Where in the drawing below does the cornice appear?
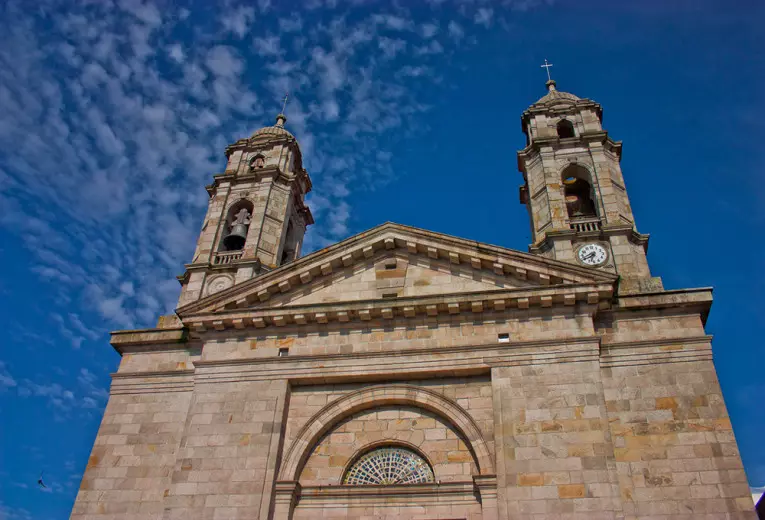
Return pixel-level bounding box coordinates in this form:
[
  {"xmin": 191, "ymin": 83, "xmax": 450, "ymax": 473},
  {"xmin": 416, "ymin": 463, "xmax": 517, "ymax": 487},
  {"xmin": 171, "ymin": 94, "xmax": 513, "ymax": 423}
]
[
  {"xmin": 180, "ymin": 282, "xmax": 614, "ymax": 333},
  {"xmin": 111, "ymin": 327, "xmax": 186, "ymax": 347},
  {"xmin": 611, "ymin": 287, "xmax": 713, "ymax": 320},
  {"xmin": 208, "ymin": 166, "xmax": 308, "ymax": 194},
  {"xmin": 529, "ymin": 225, "xmax": 650, "ymax": 254},
  {"xmin": 176, "ymin": 222, "xmax": 618, "ymax": 319},
  {"xmin": 517, "ymin": 132, "xmax": 622, "ymax": 165}
]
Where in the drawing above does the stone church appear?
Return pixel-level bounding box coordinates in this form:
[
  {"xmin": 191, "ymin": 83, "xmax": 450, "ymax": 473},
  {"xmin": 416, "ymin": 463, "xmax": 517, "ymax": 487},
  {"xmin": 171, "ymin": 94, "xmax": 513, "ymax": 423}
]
[{"xmin": 72, "ymin": 80, "xmax": 755, "ymax": 519}]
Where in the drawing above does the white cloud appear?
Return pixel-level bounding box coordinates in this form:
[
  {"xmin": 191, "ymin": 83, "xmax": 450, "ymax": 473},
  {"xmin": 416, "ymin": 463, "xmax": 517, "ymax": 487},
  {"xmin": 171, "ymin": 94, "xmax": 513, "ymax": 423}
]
[
  {"xmin": 253, "ymin": 36, "xmax": 282, "ymax": 57},
  {"xmin": 474, "ymin": 7, "xmax": 494, "ymax": 27},
  {"xmin": 0, "ymin": 361, "xmax": 17, "ymax": 390},
  {"xmin": 448, "ymin": 20, "xmax": 465, "ymax": 41},
  {"xmin": 0, "ymin": 0, "xmax": 513, "ymax": 336},
  {"xmin": 379, "ymin": 37, "xmax": 407, "ymax": 59},
  {"xmin": 219, "ymin": 5, "xmax": 256, "ymax": 38},
  {"xmin": 420, "ymin": 22, "xmax": 439, "ymax": 38}
]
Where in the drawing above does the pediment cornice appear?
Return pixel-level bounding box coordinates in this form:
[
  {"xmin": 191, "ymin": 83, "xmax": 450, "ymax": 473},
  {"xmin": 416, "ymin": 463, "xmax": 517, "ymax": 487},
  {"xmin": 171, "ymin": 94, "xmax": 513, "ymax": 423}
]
[
  {"xmin": 181, "ymin": 281, "xmax": 614, "ymax": 333},
  {"xmin": 176, "ymin": 223, "xmax": 617, "ymax": 331}
]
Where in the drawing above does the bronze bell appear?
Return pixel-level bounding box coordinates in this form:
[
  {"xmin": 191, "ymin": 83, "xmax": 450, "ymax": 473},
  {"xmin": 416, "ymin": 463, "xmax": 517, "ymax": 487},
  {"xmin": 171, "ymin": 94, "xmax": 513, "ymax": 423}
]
[{"xmin": 223, "ymin": 223, "xmax": 247, "ymax": 251}]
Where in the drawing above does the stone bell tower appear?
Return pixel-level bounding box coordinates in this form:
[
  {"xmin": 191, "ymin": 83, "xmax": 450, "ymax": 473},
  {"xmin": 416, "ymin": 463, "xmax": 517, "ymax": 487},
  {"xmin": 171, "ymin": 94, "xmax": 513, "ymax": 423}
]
[
  {"xmin": 176, "ymin": 113, "xmax": 314, "ymax": 306},
  {"xmin": 517, "ymin": 79, "xmax": 662, "ymax": 292}
]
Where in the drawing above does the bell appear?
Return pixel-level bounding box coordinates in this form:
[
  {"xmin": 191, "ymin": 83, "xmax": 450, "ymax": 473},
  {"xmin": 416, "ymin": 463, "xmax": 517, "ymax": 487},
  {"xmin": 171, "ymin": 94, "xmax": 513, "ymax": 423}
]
[{"xmin": 223, "ymin": 223, "xmax": 248, "ymax": 251}]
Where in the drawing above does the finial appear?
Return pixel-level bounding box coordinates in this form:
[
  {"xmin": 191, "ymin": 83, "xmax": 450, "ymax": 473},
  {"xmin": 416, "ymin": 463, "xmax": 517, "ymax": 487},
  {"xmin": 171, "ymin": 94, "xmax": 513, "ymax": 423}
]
[
  {"xmin": 540, "ymin": 58, "xmax": 554, "ymax": 83},
  {"xmin": 546, "ymin": 79, "xmax": 557, "ymax": 92},
  {"xmin": 275, "ymin": 93, "xmax": 289, "ymax": 127}
]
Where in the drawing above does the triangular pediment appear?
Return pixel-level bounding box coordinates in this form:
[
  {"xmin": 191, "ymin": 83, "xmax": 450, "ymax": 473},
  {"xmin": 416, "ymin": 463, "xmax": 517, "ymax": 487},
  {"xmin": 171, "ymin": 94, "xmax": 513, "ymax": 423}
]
[
  {"xmin": 177, "ymin": 223, "xmax": 616, "ymax": 329},
  {"xmin": 177, "ymin": 223, "xmax": 616, "ymax": 327}
]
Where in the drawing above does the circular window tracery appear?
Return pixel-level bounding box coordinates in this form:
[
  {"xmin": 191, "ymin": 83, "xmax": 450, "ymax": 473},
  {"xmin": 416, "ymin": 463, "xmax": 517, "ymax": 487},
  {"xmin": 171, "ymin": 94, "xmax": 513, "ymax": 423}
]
[{"xmin": 343, "ymin": 446, "xmax": 435, "ymax": 486}]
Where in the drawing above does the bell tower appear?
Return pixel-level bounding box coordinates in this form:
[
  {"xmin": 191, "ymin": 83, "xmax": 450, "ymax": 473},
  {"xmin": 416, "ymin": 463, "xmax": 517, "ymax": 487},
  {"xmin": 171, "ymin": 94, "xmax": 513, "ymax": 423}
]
[
  {"xmin": 517, "ymin": 79, "xmax": 663, "ymax": 293},
  {"xmin": 177, "ymin": 113, "xmax": 313, "ymax": 306}
]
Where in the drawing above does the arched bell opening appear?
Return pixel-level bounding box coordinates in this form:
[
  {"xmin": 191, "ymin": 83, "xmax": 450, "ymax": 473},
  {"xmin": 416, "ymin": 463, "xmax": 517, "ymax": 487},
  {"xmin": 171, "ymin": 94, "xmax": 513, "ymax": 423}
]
[
  {"xmin": 219, "ymin": 199, "xmax": 254, "ymax": 252},
  {"xmin": 557, "ymin": 118, "xmax": 576, "ymax": 139},
  {"xmin": 562, "ymin": 164, "xmax": 597, "ymax": 219},
  {"xmin": 250, "ymin": 154, "xmax": 266, "ymax": 169}
]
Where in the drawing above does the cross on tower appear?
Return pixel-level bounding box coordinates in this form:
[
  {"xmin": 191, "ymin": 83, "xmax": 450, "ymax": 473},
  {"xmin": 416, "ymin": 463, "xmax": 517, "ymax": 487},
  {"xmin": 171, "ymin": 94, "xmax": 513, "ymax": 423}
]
[
  {"xmin": 540, "ymin": 59, "xmax": 553, "ymax": 81},
  {"xmin": 281, "ymin": 93, "xmax": 289, "ymax": 114}
]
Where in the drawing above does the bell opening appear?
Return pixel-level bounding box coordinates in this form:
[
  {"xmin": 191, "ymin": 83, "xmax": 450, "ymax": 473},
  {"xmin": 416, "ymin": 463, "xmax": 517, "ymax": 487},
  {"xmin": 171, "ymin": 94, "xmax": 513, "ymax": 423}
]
[
  {"xmin": 561, "ymin": 165, "xmax": 597, "ymax": 219},
  {"xmin": 219, "ymin": 200, "xmax": 254, "ymax": 252}
]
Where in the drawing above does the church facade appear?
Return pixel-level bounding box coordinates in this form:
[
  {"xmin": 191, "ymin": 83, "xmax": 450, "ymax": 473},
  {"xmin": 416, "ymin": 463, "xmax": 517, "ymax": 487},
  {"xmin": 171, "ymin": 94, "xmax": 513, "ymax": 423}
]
[{"xmin": 71, "ymin": 82, "xmax": 755, "ymax": 519}]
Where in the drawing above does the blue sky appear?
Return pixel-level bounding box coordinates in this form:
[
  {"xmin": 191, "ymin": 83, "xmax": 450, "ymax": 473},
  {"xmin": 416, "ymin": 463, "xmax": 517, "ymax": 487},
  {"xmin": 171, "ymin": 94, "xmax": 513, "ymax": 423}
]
[{"xmin": 0, "ymin": 0, "xmax": 763, "ymax": 517}]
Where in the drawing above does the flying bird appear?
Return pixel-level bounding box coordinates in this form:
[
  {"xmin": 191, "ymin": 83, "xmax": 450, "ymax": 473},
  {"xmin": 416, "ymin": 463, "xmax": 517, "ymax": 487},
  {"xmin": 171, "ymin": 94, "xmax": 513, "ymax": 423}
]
[{"xmin": 37, "ymin": 472, "xmax": 47, "ymax": 489}]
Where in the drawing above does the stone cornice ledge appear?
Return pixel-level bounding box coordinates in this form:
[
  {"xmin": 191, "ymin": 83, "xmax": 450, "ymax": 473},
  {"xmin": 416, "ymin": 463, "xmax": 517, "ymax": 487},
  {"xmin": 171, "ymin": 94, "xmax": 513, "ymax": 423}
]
[
  {"xmin": 110, "ymin": 327, "xmax": 187, "ymax": 355},
  {"xmin": 182, "ymin": 283, "xmax": 614, "ymax": 333},
  {"xmin": 613, "ymin": 287, "xmax": 713, "ymax": 323}
]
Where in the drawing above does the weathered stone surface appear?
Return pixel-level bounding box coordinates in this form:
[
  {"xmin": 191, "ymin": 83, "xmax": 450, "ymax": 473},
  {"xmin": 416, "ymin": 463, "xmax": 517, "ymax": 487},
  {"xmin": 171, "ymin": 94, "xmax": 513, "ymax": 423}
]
[{"xmin": 71, "ymin": 98, "xmax": 755, "ymax": 520}]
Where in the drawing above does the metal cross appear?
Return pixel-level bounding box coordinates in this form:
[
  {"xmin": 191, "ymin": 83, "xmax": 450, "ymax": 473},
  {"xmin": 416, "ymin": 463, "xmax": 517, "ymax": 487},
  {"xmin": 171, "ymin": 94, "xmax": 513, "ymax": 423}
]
[
  {"xmin": 540, "ymin": 59, "xmax": 553, "ymax": 81},
  {"xmin": 281, "ymin": 93, "xmax": 289, "ymax": 114}
]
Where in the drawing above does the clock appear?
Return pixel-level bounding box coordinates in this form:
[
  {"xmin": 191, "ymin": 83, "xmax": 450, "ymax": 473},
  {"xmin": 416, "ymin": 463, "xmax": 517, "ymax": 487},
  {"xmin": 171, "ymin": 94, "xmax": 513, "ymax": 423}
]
[{"xmin": 577, "ymin": 243, "xmax": 608, "ymax": 266}]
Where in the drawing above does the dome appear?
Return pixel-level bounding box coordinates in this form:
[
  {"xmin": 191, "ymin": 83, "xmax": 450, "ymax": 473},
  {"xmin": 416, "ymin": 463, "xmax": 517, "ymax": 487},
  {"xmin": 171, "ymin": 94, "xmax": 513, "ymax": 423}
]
[
  {"xmin": 533, "ymin": 80, "xmax": 580, "ymax": 105},
  {"xmin": 251, "ymin": 113, "xmax": 294, "ymax": 139}
]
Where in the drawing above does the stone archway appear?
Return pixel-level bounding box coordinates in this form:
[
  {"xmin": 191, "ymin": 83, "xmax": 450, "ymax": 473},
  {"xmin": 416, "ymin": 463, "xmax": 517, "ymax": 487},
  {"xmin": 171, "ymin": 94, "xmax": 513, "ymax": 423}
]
[{"xmin": 278, "ymin": 384, "xmax": 495, "ymax": 482}]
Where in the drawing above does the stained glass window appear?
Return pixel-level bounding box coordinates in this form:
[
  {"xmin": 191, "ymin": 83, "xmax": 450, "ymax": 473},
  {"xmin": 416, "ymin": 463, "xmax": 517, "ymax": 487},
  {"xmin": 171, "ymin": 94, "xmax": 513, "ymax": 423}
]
[{"xmin": 343, "ymin": 447, "xmax": 435, "ymax": 485}]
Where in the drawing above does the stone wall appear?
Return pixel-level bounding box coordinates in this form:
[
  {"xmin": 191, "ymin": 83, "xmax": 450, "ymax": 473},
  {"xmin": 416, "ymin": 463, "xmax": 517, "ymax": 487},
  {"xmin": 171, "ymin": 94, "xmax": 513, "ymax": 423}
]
[
  {"xmin": 71, "ymin": 391, "xmax": 192, "ymax": 519},
  {"xmin": 491, "ymin": 358, "xmax": 623, "ymax": 518},
  {"xmin": 603, "ymin": 358, "xmax": 753, "ymax": 517},
  {"xmin": 161, "ymin": 379, "xmax": 289, "ymax": 520}
]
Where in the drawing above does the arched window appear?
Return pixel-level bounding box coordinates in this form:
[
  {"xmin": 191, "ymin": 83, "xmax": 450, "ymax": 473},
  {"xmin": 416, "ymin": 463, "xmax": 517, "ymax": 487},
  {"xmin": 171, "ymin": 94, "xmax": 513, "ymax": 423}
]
[
  {"xmin": 220, "ymin": 200, "xmax": 254, "ymax": 251},
  {"xmin": 557, "ymin": 119, "xmax": 575, "ymax": 139},
  {"xmin": 562, "ymin": 165, "xmax": 597, "ymax": 219},
  {"xmin": 251, "ymin": 154, "xmax": 265, "ymax": 169},
  {"xmin": 343, "ymin": 446, "xmax": 435, "ymax": 486}
]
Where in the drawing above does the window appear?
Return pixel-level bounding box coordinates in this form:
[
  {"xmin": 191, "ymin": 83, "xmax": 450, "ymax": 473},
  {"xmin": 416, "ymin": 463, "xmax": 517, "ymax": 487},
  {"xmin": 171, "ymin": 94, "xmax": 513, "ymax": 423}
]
[
  {"xmin": 557, "ymin": 119, "xmax": 575, "ymax": 139},
  {"xmin": 498, "ymin": 333, "xmax": 510, "ymax": 343},
  {"xmin": 251, "ymin": 155, "xmax": 265, "ymax": 169},
  {"xmin": 384, "ymin": 261, "xmax": 397, "ymax": 270},
  {"xmin": 343, "ymin": 446, "xmax": 435, "ymax": 485},
  {"xmin": 278, "ymin": 348, "xmax": 289, "ymax": 357},
  {"xmin": 382, "ymin": 292, "xmax": 398, "ymax": 299}
]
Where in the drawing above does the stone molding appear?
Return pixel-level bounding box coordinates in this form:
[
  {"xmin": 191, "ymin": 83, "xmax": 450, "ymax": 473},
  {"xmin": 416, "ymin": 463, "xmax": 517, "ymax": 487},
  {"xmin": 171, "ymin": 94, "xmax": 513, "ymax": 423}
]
[
  {"xmin": 108, "ymin": 336, "xmax": 717, "ymax": 390},
  {"xmin": 176, "ymin": 222, "xmax": 618, "ymax": 317},
  {"xmin": 296, "ymin": 480, "xmax": 480, "ymax": 505},
  {"xmin": 183, "ymin": 283, "xmax": 613, "ymax": 333},
  {"xmin": 600, "ymin": 335, "xmax": 713, "ymax": 368},
  {"xmin": 278, "ymin": 384, "xmax": 496, "ymax": 481},
  {"xmin": 110, "ymin": 369, "xmax": 194, "ymax": 394},
  {"xmin": 190, "ymin": 338, "xmax": 601, "ymax": 385}
]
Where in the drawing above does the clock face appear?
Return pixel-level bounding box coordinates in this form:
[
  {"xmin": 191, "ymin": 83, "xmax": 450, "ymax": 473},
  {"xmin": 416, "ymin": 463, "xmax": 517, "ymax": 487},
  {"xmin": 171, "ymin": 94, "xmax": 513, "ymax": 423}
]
[{"xmin": 577, "ymin": 243, "xmax": 607, "ymax": 266}]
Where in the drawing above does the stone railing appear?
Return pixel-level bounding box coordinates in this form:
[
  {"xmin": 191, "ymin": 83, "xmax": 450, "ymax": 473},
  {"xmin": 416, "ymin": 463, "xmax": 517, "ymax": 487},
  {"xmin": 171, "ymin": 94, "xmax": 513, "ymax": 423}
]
[
  {"xmin": 213, "ymin": 250, "xmax": 243, "ymax": 265},
  {"xmin": 569, "ymin": 217, "xmax": 602, "ymax": 233}
]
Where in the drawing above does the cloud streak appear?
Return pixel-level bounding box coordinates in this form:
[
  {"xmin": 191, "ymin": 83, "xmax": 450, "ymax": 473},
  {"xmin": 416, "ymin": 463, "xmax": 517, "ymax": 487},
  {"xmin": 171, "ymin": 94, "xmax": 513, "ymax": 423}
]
[{"xmin": 0, "ymin": 0, "xmax": 532, "ymax": 338}]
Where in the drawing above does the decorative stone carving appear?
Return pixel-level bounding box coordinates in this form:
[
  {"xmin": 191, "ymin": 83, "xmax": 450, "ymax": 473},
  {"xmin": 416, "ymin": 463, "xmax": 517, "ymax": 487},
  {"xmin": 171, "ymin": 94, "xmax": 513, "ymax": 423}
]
[{"xmin": 204, "ymin": 275, "xmax": 234, "ymax": 296}]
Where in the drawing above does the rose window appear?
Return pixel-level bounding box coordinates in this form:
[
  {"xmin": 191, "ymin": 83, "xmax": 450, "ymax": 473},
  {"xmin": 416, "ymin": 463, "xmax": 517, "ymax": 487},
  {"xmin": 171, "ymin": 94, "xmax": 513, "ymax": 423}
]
[{"xmin": 343, "ymin": 447, "xmax": 435, "ymax": 485}]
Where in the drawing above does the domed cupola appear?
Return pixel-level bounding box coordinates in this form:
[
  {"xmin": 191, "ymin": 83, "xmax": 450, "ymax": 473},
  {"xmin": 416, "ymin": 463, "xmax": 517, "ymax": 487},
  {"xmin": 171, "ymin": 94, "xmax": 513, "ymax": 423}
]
[
  {"xmin": 533, "ymin": 79, "xmax": 581, "ymax": 106},
  {"xmin": 251, "ymin": 113, "xmax": 295, "ymax": 140}
]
